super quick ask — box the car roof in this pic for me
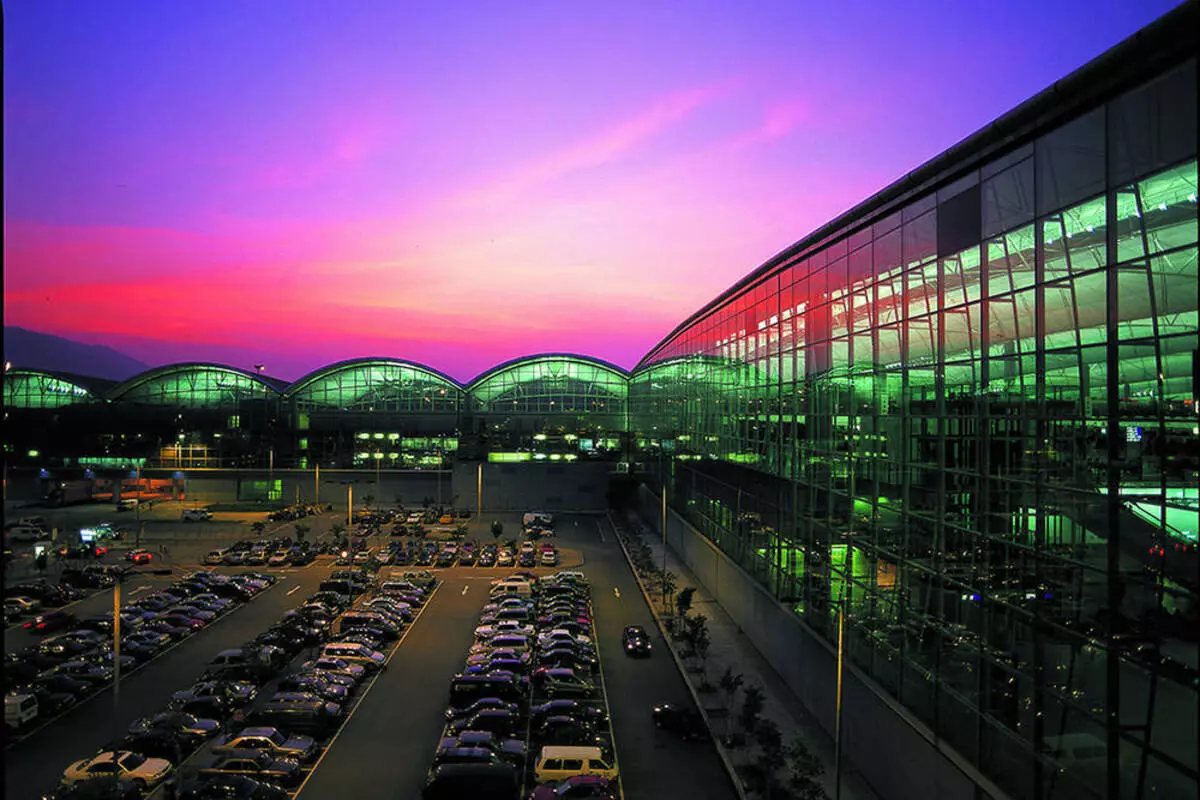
[538,745,605,758]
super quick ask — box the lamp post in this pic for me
[135,462,142,547]
[476,462,483,518]
[660,448,668,590]
[112,572,123,742]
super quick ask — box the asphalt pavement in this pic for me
[295,574,484,800]
[565,514,737,800]
[294,514,736,800]
[4,565,329,800]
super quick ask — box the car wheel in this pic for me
[132,779,147,790]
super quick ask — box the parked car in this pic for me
[179,775,289,800]
[183,509,214,522]
[129,711,222,744]
[60,750,173,789]
[195,751,302,787]
[211,726,317,762]
[529,775,619,800]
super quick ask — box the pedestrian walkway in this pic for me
[615,510,878,800]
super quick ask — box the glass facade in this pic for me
[286,359,462,413]
[4,370,99,409]
[468,355,628,415]
[109,363,279,408]
[466,355,629,456]
[631,57,1197,800]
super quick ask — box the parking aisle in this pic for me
[296,575,484,800]
[3,567,330,800]
[559,514,739,800]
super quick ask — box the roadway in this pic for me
[7,508,736,800]
[295,512,737,800]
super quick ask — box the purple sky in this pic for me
[3,0,1183,381]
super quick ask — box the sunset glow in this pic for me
[3,0,1180,381]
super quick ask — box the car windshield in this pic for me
[118,752,146,770]
[266,729,286,744]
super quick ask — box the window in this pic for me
[1109,59,1197,185]
[561,758,583,770]
[982,156,1034,238]
[937,183,982,257]
[227,415,240,429]
[1036,108,1105,215]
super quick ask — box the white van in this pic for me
[534,746,617,783]
[5,693,39,731]
[490,580,533,599]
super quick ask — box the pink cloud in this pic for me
[458,79,740,209]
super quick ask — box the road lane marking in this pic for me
[614,587,621,600]
[461,585,469,596]
[287,585,301,596]
[130,585,152,595]
[292,580,441,798]
[5,578,280,750]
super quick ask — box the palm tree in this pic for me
[251,521,266,537]
[294,523,311,543]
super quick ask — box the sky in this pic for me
[3,0,1184,383]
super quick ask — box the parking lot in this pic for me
[5,506,735,800]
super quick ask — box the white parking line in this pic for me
[613,587,621,600]
[287,585,301,596]
[5,579,280,749]
[461,585,469,596]
[291,580,442,798]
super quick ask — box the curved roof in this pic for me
[467,353,629,390]
[285,357,463,397]
[107,362,282,407]
[3,369,105,409]
[467,353,629,409]
[282,357,464,412]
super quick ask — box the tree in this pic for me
[362,494,375,511]
[719,668,745,740]
[693,624,712,688]
[658,570,678,614]
[293,523,311,543]
[250,521,266,537]
[754,719,786,800]
[394,494,404,508]
[676,587,696,620]
[785,736,829,800]
[491,520,504,540]
[739,684,765,740]
[330,521,347,539]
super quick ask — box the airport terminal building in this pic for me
[4,5,1197,799]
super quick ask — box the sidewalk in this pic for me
[615,510,878,800]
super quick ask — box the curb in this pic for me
[606,512,750,800]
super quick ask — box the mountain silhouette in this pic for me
[3,327,150,381]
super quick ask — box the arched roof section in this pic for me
[630,354,750,386]
[4,369,102,409]
[283,358,463,413]
[468,354,628,414]
[108,363,280,408]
